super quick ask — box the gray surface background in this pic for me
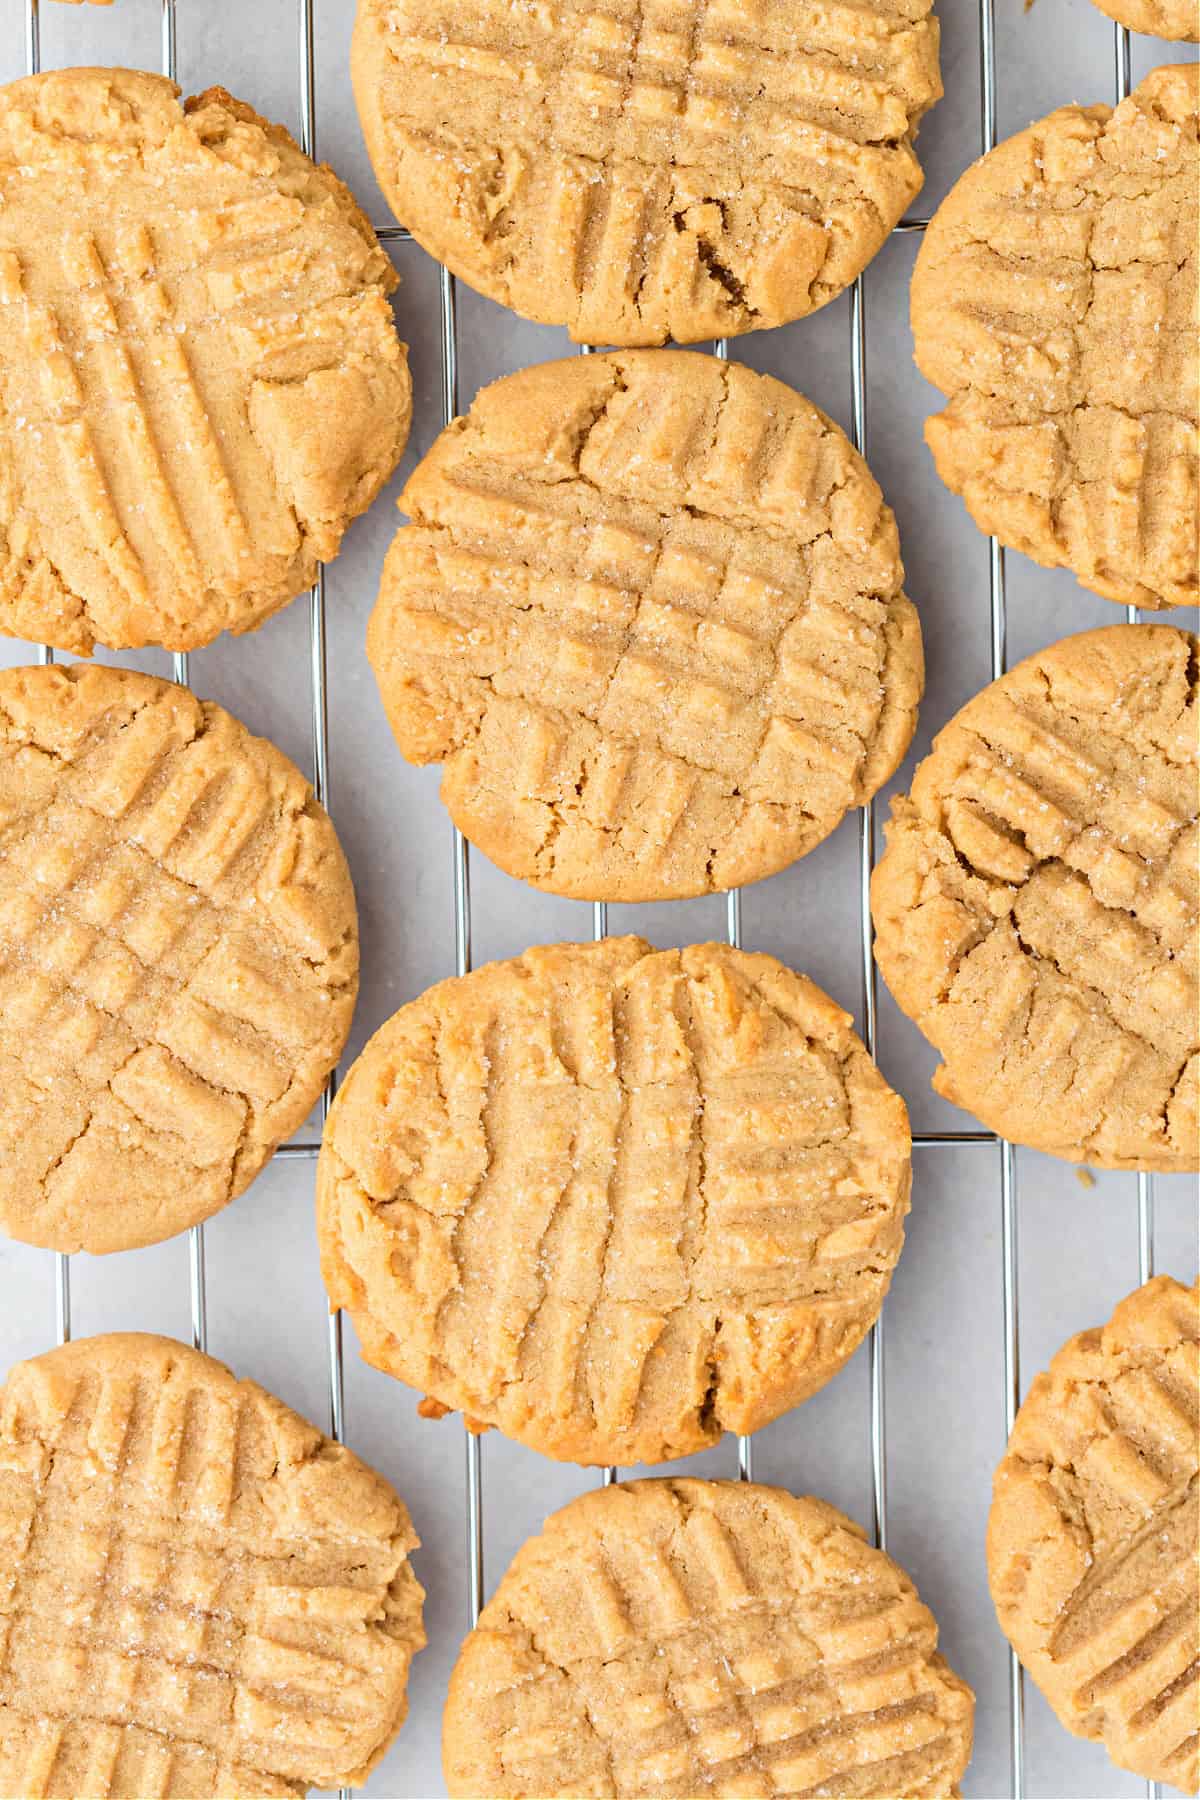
[0,2,1196,1797]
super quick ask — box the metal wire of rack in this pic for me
[1108,20,1160,1800]
[14,3,1167,1795]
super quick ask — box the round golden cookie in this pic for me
[443,1478,975,1799]
[871,624,1199,1171]
[988,1276,1199,1791]
[0,662,358,1254]
[367,351,923,903]
[1090,0,1199,39]
[0,1332,425,1799]
[317,937,911,1467]
[0,68,411,655]
[350,0,941,345]
[912,63,1198,611]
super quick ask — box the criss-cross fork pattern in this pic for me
[16,3,1164,1797]
[451,1486,973,1798]
[0,1340,424,1799]
[373,351,918,899]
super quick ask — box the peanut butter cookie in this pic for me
[912,63,1198,611]
[871,625,1198,1170]
[317,937,911,1467]
[0,68,411,654]
[988,1276,1199,1791]
[351,0,941,344]
[0,1332,424,1798]
[0,662,358,1253]
[368,351,922,902]
[1090,0,1198,40]
[443,1479,975,1798]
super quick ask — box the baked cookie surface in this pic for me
[0,662,358,1253]
[351,0,941,344]
[988,1276,1199,1791]
[912,63,1198,611]
[317,937,911,1467]
[0,68,410,655]
[871,625,1198,1171]
[1089,0,1198,39]
[0,1332,424,1798]
[368,351,922,902]
[443,1478,974,1798]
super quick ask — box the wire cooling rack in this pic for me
[9,4,1185,1797]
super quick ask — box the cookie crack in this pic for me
[1045,1472,1198,1659]
[573,980,630,1437]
